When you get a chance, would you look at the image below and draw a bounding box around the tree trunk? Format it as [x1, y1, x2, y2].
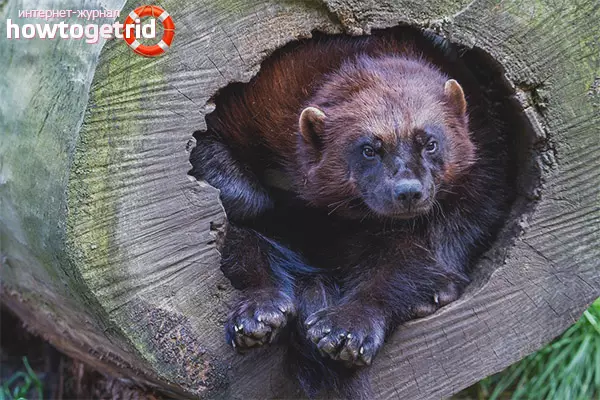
[1, 0, 599, 399]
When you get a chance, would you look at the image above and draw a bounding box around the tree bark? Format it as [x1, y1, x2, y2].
[1, 0, 599, 399]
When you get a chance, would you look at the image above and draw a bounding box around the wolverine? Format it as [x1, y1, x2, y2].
[190, 29, 513, 399]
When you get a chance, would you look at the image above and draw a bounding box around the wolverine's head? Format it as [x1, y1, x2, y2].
[296, 55, 476, 219]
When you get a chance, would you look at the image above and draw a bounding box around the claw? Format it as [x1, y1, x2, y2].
[226, 292, 295, 352]
[305, 315, 318, 327]
[304, 307, 385, 366]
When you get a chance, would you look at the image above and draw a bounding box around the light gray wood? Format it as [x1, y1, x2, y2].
[0, 0, 189, 396]
[1, 0, 598, 399]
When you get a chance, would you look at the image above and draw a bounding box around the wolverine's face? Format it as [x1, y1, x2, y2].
[297, 59, 475, 220]
[347, 125, 447, 218]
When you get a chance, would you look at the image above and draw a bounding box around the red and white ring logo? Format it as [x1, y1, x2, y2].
[123, 5, 175, 57]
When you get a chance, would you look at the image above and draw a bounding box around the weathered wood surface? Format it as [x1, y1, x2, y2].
[1, 0, 599, 399]
[0, 0, 195, 396]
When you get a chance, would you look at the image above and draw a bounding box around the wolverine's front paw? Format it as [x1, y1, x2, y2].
[305, 305, 385, 367]
[226, 290, 295, 351]
[413, 278, 468, 318]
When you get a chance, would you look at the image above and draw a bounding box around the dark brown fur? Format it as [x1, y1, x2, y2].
[190, 29, 515, 399]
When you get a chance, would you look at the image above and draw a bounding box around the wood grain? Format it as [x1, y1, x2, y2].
[1, 0, 598, 399]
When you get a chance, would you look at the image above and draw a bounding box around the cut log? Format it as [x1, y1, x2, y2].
[1, 0, 599, 399]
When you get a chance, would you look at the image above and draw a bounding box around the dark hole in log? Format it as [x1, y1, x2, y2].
[188, 25, 541, 299]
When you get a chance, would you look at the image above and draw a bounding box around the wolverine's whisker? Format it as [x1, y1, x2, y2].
[327, 195, 362, 215]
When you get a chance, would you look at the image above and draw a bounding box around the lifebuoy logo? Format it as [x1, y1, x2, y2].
[5, 5, 175, 57]
[123, 6, 175, 57]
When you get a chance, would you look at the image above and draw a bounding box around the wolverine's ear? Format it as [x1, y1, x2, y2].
[299, 106, 326, 149]
[444, 79, 467, 116]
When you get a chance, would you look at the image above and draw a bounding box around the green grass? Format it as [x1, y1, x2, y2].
[0, 357, 43, 400]
[469, 297, 600, 400]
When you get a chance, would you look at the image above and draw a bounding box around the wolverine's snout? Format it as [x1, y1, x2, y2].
[393, 179, 423, 205]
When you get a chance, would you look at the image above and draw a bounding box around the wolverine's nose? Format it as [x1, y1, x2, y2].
[394, 179, 423, 204]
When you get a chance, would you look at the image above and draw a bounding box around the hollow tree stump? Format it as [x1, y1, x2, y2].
[1, 0, 599, 398]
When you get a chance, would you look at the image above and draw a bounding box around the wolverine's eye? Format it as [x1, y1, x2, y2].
[362, 145, 376, 159]
[425, 140, 438, 154]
